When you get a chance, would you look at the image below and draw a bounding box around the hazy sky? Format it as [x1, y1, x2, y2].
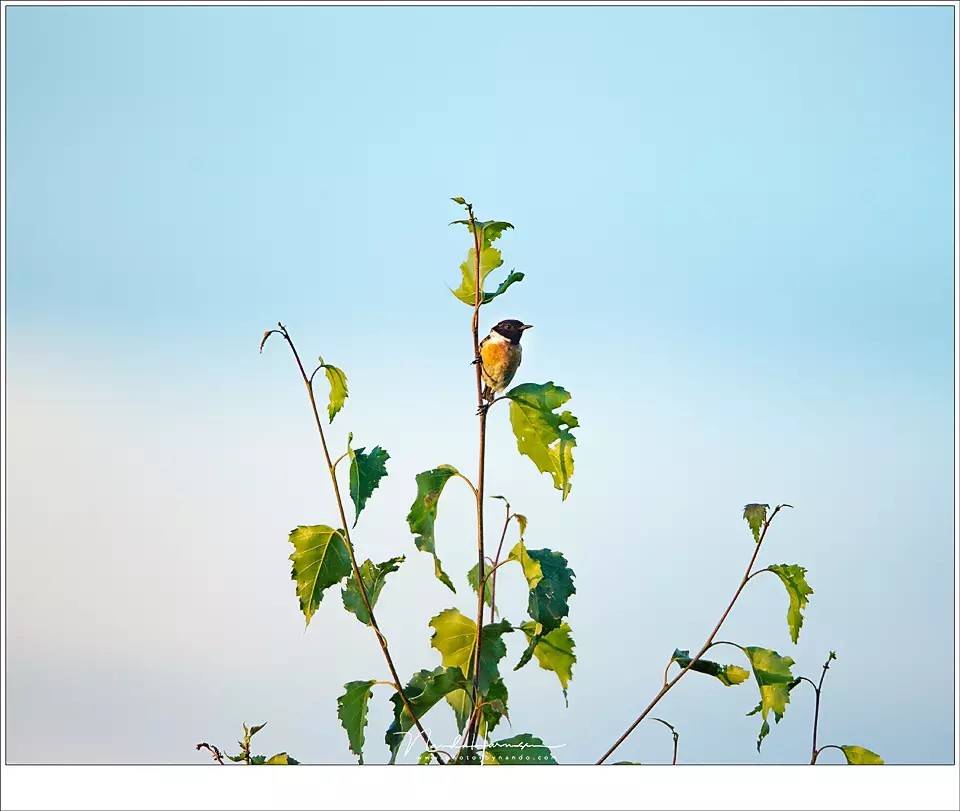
[5, 5, 955, 766]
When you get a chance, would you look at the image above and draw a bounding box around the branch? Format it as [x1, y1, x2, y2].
[269, 323, 443, 764]
[596, 504, 791, 764]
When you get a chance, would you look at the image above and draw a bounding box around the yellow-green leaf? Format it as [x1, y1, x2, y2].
[840, 745, 884, 765]
[743, 503, 769, 543]
[322, 364, 348, 423]
[520, 621, 577, 704]
[743, 646, 796, 751]
[505, 383, 578, 500]
[288, 525, 352, 627]
[406, 466, 459, 592]
[765, 564, 814, 644]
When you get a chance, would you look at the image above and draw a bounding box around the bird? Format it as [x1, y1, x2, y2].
[477, 319, 533, 406]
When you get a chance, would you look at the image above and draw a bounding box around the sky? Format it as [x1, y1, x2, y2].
[3, 4, 955, 767]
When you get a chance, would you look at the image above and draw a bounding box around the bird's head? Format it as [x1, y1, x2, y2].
[490, 319, 533, 344]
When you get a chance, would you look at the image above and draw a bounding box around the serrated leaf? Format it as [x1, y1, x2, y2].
[505, 383, 578, 499]
[743, 646, 796, 751]
[520, 622, 577, 704]
[479, 680, 510, 739]
[514, 514, 528, 538]
[451, 218, 514, 250]
[288, 525, 352, 626]
[322, 364, 349, 423]
[337, 680, 375, 764]
[347, 444, 390, 527]
[341, 556, 405, 626]
[429, 608, 514, 695]
[417, 751, 434, 764]
[765, 564, 814, 644]
[671, 649, 750, 687]
[407, 466, 459, 592]
[248, 723, 267, 737]
[839, 745, 884, 765]
[513, 547, 576, 671]
[225, 753, 245, 762]
[249, 755, 266, 764]
[451, 246, 510, 306]
[483, 733, 557, 765]
[743, 503, 769, 543]
[385, 666, 468, 764]
[264, 753, 299, 765]
[467, 563, 494, 612]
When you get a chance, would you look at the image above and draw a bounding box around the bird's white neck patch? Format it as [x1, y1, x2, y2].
[488, 330, 511, 344]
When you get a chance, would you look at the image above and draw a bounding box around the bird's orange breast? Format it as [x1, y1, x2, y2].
[480, 339, 522, 392]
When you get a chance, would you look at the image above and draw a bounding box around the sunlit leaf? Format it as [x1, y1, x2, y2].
[451, 218, 515, 250]
[451, 246, 518, 306]
[263, 753, 299, 765]
[743, 503, 769, 543]
[743, 646, 796, 751]
[839, 745, 884, 765]
[765, 564, 814, 643]
[347, 442, 390, 526]
[321, 364, 349, 423]
[520, 621, 577, 704]
[337, 680, 375, 764]
[341, 555, 405, 626]
[514, 514, 528, 538]
[417, 751, 434, 764]
[508, 541, 544, 590]
[385, 667, 468, 764]
[483, 733, 557, 765]
[671, 649, 750, 687]
[505, 383, 578, 499]
[288, 525, 352, 626]
[429, 608, 514, 695]
[406, 466, 459, 592]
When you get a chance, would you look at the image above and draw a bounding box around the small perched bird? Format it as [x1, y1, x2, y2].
[478, 319, 533, 404]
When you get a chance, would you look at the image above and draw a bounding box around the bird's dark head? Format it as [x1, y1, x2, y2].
[491, 319, 533, 344]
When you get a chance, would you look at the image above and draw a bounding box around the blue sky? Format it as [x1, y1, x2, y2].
[5, 5, 955, 766]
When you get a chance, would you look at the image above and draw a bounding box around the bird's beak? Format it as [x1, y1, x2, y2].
[521, 324, 533, 331]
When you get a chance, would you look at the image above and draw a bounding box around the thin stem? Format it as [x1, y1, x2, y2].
[651, 719, 679, 765]
[596, 505, 789, 764]
[274, 324, 443, 764]
[811, 744, 844, 764]
[452, 471, 479, 498]
[809, 652, 835, 764]
[331, 451, 349, 470]
[489, 502, 512, 623]
[465, 206, 488, 751]
[195, 743, 225, 765]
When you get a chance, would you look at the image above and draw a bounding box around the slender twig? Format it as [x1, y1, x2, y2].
[489, 502, 513, 623]
[465, 204, 489, 751]
[809, 652, 836, 764]
[271, 323, 443, 764]
[195, 743, 225, 765]
[811, 744, 844, 764]
[331, 451, 349, 470]
[651, 718, 680, 765]
[452, 471, 479, 498]
[596, 505, 791, 764]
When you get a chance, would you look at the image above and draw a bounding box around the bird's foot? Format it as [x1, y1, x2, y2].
[476, 402, 491, 417]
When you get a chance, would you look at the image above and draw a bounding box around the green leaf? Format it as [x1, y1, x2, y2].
[385, 667, 468, 764]
[671, 649, 750, 687]
[429, 608, 514, 695]
[450, 218, 514, 250]
[743, 503, 769, 543]
[839, 745, 884, 765]
[322, 364, 349, 423]
[520, 622, 577, 704]
[450, 196, 467, 206]
[407, 466, 459, 592]
[341, 555, 404, 626]
[337, 680, 375, 764]
[451, 246, 514, 306]
[249, 755, 267, 765]
[467, 563, 495, 613]
[513, 546, 576, 671]
[483, 733, 557, 765]
[288, 525, 352, 626]
[612, 761, 642, 765]
[248, 723, 267, 737]
[505, 383, 578, 499]
[417, 751, 434, 765]
[478, 679, 509, 739]
[765, 564, 814, 644]
[264, 753, 299, 765]
[347, 443, 390, 527]
[445, 687, 473, 736]
[743, 646, 796, 751]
